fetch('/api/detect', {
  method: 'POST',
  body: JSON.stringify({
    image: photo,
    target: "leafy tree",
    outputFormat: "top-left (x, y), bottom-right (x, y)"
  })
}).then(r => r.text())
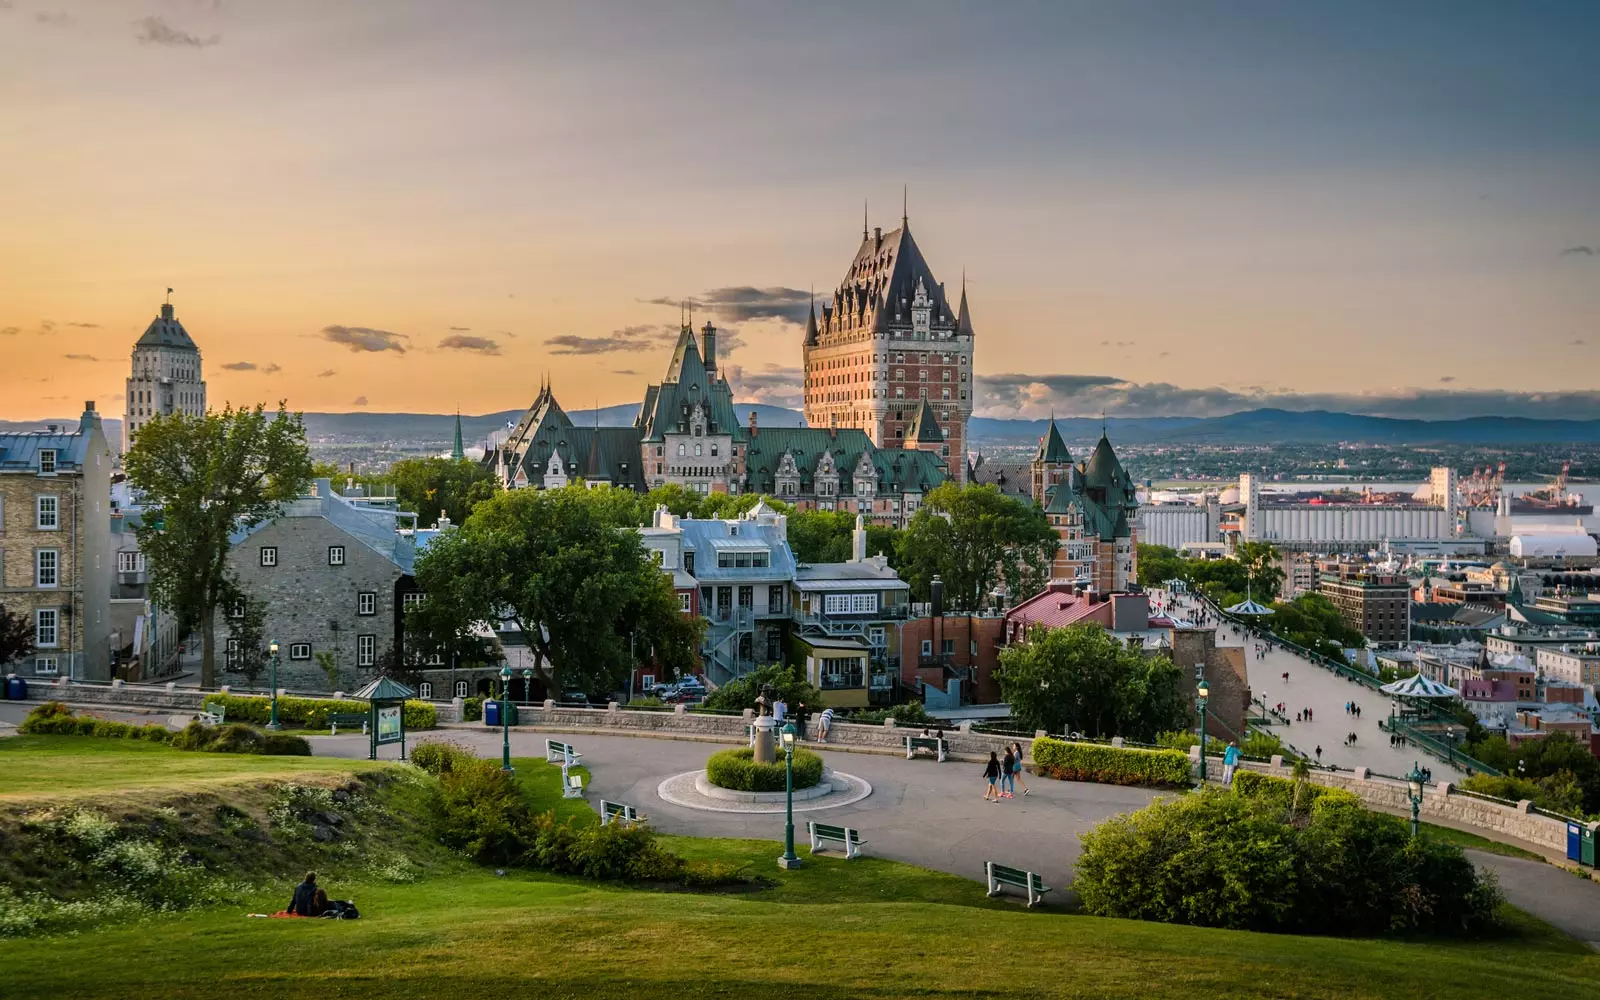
top-left (314, 651), bottom-right (341, 692)
top-left (0, 603), bottom-right (34, 665)
top-left (219, 585), bottom-right (270, 691)
top-left (899, 483), bottom-right (1058, 612)
top-left (1136, 544), bottom-right (1185, 589)
top-left (1236, 541), bottom-right (1285, 601)
top-left (126, 404), bottom-right (313, 688)
top-left (409, 485), bottom-right (703, 697)
top-left (995, 623), bottom-right (1189, 740)
top-left (386, 457), bottom-right (499, 528)
top-left (786, 509), bottom-right (855, 564)
top-left (699, 663), bottom-right (823, 714)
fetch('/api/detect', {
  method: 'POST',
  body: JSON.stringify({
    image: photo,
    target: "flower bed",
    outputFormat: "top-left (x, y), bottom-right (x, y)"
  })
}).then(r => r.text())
top-left (704, 746), bottom-right (824, 792)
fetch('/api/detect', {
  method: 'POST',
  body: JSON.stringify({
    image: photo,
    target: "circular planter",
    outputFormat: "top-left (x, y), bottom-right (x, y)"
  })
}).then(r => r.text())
top-left (696, 768), bottom-right (844, 803)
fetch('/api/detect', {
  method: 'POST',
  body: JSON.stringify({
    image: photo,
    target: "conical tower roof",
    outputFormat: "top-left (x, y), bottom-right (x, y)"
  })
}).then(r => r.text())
top-left (907, 399), bottom-right (944, 444)
top-left (1083, 433), bottom-right (1127, 489)
top-left (136, 302), bottom-right (199, 352)
top-left (957, 275), bottom-right (974, 336)
top-left (451, 410), bottom-right (464, 461)
top-left (1034, 419), bottom-right (1070, 464)
top-left (804, 298), bottom-right (819, 346)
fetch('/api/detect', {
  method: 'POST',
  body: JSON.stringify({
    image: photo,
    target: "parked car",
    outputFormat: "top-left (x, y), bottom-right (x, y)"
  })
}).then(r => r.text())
top-left (675, 676), bottom-right (707, 695)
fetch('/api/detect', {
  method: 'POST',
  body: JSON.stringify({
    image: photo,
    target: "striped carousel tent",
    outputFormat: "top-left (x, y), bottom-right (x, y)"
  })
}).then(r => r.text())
top-left (1225, 598), bottom-right (1274, 616)
top-left (1380, 673), bottom-right (1459, 699)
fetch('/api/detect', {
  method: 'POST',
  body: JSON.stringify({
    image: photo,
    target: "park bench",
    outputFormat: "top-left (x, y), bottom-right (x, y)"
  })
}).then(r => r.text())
top-left (329, 712), bottom-right (368, 735)
top-left (600, 799), bottom-right (644, 826)
top-left (806, 821), bottom-right (866, 859)
top-left (904, 735), bottom-right (947, 762)
top-left (561, 762), bottom-right (585, 799)
top-left (546, 739), bottom-right (583, 765)
top-left (198, 702), bottom-right (225, 726)
top-left (985, 862), bottom-right (1051, 908)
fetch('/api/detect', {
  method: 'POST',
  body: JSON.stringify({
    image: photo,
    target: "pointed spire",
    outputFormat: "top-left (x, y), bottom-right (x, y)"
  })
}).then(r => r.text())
top-left (451, 409), bottom-right (464, 461)
top-left (1035, 417), bottom-right (1070, 464)
top-left (863, 199), bottom-right (868, 241)
top-left (901, 184), bottom-right (908, 228)
top-left (804, 287), bottom-right (819, 346)
top-left (957, 269), bottom-right (974, 336)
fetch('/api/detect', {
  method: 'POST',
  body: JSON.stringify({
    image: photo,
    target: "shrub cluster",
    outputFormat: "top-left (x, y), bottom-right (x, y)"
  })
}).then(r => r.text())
top-left (20, 704), bottom-right (308, 755)
top-left (461, 696), bottom-right (485, 722)
top-left (171, 721), bottom-right (312, 756)
top-left (1030, 736), bottom-right (1191, 787)
top-left (1232, 770), bottom-right (1361, 810)
top-left (432, 759), bottom-right (735, 885)
top-left (1074, 789), bottom-right (1502, 937)
top-left (411, 740), bottom-right (477, 776)
top-left (200, 693), bottom-right (437, 730)
top-left (21, 704), bottom-right (172, 743)
top-left (704, 746), bottom-right (824, 792)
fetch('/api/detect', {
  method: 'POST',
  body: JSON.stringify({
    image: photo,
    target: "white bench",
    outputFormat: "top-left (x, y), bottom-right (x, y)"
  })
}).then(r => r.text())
top-left (546, 739), bottom-right (583, 765)
top-left (807, 821), bottom-right (866, 859)
top-left (561, 761), bottom-right (585, 799)
top-left (905, 736), bottom-right (947, 762)
top-left (199, 703), bottom-right (225, 726)
top-left (600, 799), bottom-right (644, 826)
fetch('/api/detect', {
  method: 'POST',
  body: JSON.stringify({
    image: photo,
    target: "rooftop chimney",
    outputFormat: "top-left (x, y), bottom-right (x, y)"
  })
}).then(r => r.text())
top-left (749, 409), bottom-right (758, 438)
top-left (701, 321), bottom-right (717, 377)
top-left (852, 514), bottom-right (866, 562)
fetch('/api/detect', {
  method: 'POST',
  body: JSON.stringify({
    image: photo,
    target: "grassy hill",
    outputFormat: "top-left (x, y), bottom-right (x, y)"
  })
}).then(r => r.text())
top-left (1, 737), bottom-right (1596, 999)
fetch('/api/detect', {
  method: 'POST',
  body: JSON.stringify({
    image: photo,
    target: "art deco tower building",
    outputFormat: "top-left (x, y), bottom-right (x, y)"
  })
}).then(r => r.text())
top-left (124, 295), bottom-right (206, 452)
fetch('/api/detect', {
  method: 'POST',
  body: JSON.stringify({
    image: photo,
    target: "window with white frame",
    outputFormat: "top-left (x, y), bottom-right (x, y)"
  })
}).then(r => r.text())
top-left (418, 681), bottom-right (433, 699)
top-left (35, 609), bottom-right (58, 647)
top-left (678, 592), bottom-right (693, 613)
top-left (259, 546), bottom-right (277, 567)
top-left (226, 638), bottom-right (239, 665)
top-left (35, 549), bottom-right (58, 588)
top-left (34, 656), bottom-right (59, 676)
top-left (290, 643), bottom-right (311, 660)
top-left (228, 601), bottom-right (245, 619)
top-left (328, 545), bottom-right (345, 566)
top-left (357, 634), bottom-right (376, 666)
top-left (38, 449), bottom-right (56, 474)
top-left (822, 592), bottom-right (879, 615)
top-left (402, 592), bottom-right (424, 611)
top-left (118, 551), bottom-right (146, 573)
top-left (36, 495), bottom-right (58, 529)
top-left (641, 674), bottom-right (655, 692)
top-left (454, 680), bottom-right (469, 698)
top-left (358, 591), bottom-right (377, 616)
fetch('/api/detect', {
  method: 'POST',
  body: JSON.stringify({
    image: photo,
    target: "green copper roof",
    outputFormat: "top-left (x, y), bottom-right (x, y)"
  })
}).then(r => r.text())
top-left (1043, 434), bottom-right (1137, 541)
top-left (352, 676), bottom-right (415, 702)
top-left (906, 399), bottom-right (944, 444)
top-left (743, 427), bottom-right (946, 496)
top-left (1035, 419), bottom-right (1070, 463)
top-left (451, 411), bottom-right (464, 461)
top-left (636, 326), bottom-right (744, 444)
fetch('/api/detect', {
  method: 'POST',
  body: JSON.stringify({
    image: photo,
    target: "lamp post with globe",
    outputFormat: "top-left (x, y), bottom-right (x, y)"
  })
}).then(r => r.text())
top-left (778, 722), bottom-right (801, 870)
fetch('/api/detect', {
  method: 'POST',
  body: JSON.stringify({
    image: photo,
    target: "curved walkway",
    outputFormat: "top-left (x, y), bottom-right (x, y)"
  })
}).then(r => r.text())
top-left (309, 727), bottom-right (1600, 942)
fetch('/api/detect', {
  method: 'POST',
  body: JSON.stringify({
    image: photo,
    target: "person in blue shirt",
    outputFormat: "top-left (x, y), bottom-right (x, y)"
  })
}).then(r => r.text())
top-left (1222, 742), bottom-right (1241, 787)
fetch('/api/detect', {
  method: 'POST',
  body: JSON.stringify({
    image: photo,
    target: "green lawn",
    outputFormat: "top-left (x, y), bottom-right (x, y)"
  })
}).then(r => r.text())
top-left (0, 736), bottom-right (382, 798)
top-left (2, 738), bottom-right (1598, 998)
top-left (1420, 822), bottom-right (1549, 862)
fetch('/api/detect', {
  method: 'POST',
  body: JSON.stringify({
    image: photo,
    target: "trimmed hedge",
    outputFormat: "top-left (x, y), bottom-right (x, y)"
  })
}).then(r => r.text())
top-left (1233, 770), bottom-right (1361, 810)
top-left (1030, 736), bottom-right (1191, 787)
top-left (200, 692), bottom-right (437, 730)
top-left (18, 703), bottom-right (309, 756)
top-left (704, 746), bottom-right (824, 792)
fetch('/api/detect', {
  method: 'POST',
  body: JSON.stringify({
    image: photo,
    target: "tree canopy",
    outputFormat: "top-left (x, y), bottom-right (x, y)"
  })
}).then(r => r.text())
top-left (125, 403), bottom-right (313, 687)
top-left (408, 484), bottom-right (703, 697)
top-left (699, 663), bottom-right (823, 714)
top-left (996, 623), bottom-right (1189, 740)
top-left (0, 603), bottom-right (34, 665)
top-left (898, 483), bottom-right (1058, 612)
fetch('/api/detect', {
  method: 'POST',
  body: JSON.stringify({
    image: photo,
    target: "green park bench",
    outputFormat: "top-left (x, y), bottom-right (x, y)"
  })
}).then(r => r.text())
top-left (198, 702), bottom-right (225, 726)
top-left (599, 799), bottom-right (644, 826)
top-left (985, 862), bottom-right (1051, 907)
top-left (329, 712), bottom-right (368, 735)
top-left (904, 735), bottom-right (947, 762)
top-left (806, 821), bottom-right (866, 859)
top-left (546, 739), bottom-right (583, 765)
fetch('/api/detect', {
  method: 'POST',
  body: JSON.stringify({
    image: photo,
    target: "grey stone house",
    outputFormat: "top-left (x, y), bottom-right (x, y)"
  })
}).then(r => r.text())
top-left (224, 479), bottom-right (432, 692)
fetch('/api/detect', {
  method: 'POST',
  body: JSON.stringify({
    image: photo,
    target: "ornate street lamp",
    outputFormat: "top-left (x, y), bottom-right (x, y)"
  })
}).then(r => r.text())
top-left (1405, 761), bottom-right (1426, 838)
top-left (778, 721), bottom-right (801, 869)
top-left (266, 641), bottom-right (281, 731)
top-left (1196, 679), bottom-right (1210, 782)
top-left (500, 664), bottom-right (513, 772)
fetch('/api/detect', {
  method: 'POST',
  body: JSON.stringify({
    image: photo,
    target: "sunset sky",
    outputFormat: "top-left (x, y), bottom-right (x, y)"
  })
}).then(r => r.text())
top-left (2, 1), bottom-right (1598, 422)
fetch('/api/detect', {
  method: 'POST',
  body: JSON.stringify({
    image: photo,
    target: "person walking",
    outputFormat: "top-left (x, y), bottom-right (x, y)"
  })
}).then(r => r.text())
top-left (1000, 747), bottom-right (1016, 798)
top-left (793, 702), bottom-right (808, 741)
top-left (1222, 741), bottom-right (1240, 787)
top-left (983, 751), bottom-right (1003, 802)
top-left (1010, 742), bottom-right (1031, 795)
top-left (817, 707), bottom-right (834, 743)
top-left (1315, 745), bottom-right (1323, 762)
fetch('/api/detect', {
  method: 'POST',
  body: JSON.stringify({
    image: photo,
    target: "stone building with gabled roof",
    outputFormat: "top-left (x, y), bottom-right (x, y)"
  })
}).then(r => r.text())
top-left (637, 322), bottom-right (746, 495)
top-left (741, 423), bottom-right (946, 526)
top-left (802, 208), bottom-right (974, 481)
top-left (490, 381), bottom-right (648, 492)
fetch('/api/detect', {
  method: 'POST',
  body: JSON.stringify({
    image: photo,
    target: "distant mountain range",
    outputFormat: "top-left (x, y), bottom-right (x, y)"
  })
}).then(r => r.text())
top-left (9, 405), bottom-right (1600, 450)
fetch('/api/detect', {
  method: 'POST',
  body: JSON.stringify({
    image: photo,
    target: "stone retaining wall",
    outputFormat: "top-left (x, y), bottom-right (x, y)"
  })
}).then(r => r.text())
top-left (9, 678), bottom-right (464, 722)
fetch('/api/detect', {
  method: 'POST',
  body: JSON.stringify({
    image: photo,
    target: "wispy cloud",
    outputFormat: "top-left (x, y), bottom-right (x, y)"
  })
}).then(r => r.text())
top-left (448, 325), bottom-right (471, 332)
top-left (644, 286), bottom-right (811, 326)
top-left (264, 363), bottom-right (282, 374)
top-left (352, 396), bottom-right (368, 407)
top-left (438, 334), bottom-right (501, 355)
top-left (63, 353), bottom-right (99, 362)
top-left (725, 363), bottom-right (804, 409)
top-left (612, 369), bottom-right (638, 376)
top-left (221, 361), bottom-right (258, 371)
top-left (66, 321), bottom-right (99, 329)
top-left (320, 325), bottom-right (408, 354)
top-left (0, 327), bottom-right (18, 336)
top-left (39, 320), bottom-right (55, 334)
top-left (544, 323), bottom-right (676, 356)
top-left (317, 369), bottom-right (337, 378)
top-left (133, 16), bottom-right (219, 48)
top-left (34, 11), bottom-right (73, 28)
top-left (1438, 376), bottom-right (1456, 383)
top-left (1559, 245), bottom-right (1595, 256)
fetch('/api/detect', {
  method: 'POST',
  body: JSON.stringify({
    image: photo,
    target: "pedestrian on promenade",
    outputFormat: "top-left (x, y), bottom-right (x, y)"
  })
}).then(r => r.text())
top-left (773, 697), bottom-right (786, 723)
top-left (1223, 741), bottom-right (1241, 787)
top-left (817, 707), bottom-right (834, 742)
top-left (1315, 745), bottom-right (1323, 762)
top-left (983, 752), bottom-right (1003, 802)
top-left (1283, 671), bottom-right (1290, 684)
top-left (1010, 742), bottom-right (1031, 795)
top-left (794, 702), bottom-right (808, 741)
top-left (1000, 747), bottom-right (1016, 798)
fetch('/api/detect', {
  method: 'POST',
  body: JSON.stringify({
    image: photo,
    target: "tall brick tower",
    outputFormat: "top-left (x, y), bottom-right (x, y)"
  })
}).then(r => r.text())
top-left (802, 205), bottom-right (974, 482)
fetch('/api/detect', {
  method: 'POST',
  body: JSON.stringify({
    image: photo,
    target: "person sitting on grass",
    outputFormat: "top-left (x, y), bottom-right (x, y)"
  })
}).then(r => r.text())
top-left (288, 871), bottom-right (322, 916)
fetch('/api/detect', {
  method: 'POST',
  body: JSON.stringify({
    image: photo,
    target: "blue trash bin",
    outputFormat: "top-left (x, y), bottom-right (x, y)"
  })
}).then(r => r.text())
top-left (484, 698), bottom-right (500, 727)
top-left (1567, 822), bottom-right (1584, 863)
top-left (6, 675), bottom-right (25, 701)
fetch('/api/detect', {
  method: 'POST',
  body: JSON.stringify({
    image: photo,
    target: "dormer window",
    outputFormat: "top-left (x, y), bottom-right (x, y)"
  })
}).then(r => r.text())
top-left (38, 450), bottom-right (56, 474)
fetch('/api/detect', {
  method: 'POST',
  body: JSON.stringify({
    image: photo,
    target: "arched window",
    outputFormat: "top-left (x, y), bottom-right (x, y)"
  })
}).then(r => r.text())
top-left (678, 443), bottom-right (686, 456)
top-left (454, 680), bottom-right (469, 698)
top-left (418, 681), bottom-right (433, 700)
